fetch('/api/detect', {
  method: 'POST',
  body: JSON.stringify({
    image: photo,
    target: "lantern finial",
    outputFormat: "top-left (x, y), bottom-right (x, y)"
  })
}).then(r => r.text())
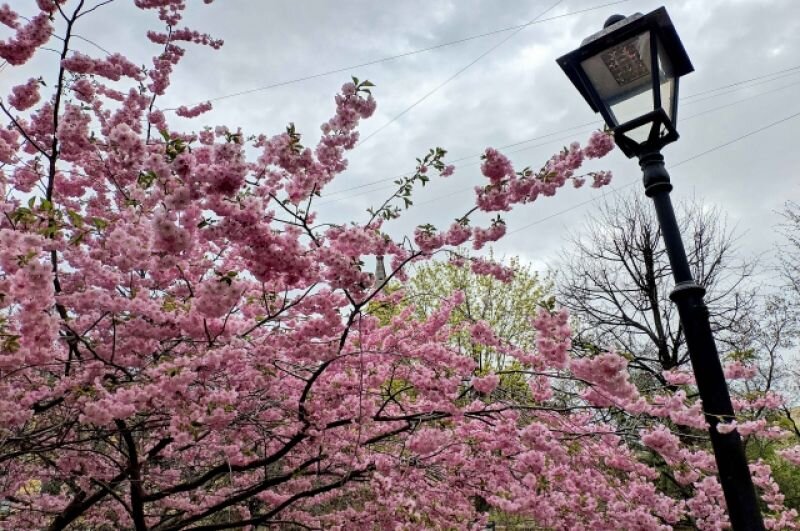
top-left (603, 14), bottom-right (626, 28)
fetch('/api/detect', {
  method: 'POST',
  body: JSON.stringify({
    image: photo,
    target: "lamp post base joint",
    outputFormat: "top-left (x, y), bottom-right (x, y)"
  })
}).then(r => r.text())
top-left (669, 280), bottom-right (706, 301)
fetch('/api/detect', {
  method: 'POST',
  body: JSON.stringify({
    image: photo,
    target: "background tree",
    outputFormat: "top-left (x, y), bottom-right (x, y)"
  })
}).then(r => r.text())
top-left (557, 190), bottom-right (756, 384)
top-left (407, 252), bottom-right (552, 368)
top-left (778, 201), bottom-right (800, 303)
top-left (556, 190), bottom-right (800, 515)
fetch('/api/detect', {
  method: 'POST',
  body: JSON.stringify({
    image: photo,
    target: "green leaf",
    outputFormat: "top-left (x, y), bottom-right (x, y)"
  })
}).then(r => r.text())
top-left (91, 218), bottom-right (108, 230)
top-left (11, 207), bottom-right (33, 224)
top-left (137, 170), bottom-right (157, 189)
top-left (70, 232), bottom-right (85, 246)
top-left (2, 334), bottom-right (20, 353)
top-left (67, 210), bottom-right (83, 228)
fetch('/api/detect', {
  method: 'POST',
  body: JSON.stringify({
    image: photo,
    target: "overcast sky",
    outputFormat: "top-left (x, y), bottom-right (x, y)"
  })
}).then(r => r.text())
top-left (4, 0), bottom-right (800, 282)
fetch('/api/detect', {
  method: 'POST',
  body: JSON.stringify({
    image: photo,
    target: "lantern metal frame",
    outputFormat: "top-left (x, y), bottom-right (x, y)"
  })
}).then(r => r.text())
top-left (556, 7), bottom-right (694, 157)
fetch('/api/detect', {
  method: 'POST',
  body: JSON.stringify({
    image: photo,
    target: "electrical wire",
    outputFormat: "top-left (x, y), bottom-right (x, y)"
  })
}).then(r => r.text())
top-left (163, 0), bottom-right (630, 111)
top-left (317, 122), bottom-right (598, 203)
top-left (503, 108), bottom-right (800, 237)
top-left (412, 79), bottom-right (800, 213)
top-left (356, 0), bottom-right (566, 147)
top-left (681, 68), bottom-right (800, 107)
top-left (681, 64), bottom-right (800, 99)
top-left (319, 127), bottom-right (600, 207)
top-left (318, 71), bottom-right (800, 203)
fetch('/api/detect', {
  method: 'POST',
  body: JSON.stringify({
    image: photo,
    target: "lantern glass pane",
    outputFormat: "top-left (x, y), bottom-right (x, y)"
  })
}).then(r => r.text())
top-left (626, 123), bottom-right (653, 144)
top-left (580, 31), bottom-right (654, 126)
top-left (656, 36), bottom-right (676, 123)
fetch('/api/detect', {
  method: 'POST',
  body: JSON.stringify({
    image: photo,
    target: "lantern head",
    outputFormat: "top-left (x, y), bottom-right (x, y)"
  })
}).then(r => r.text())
top-left (557, 7), bottom-right (694, 157)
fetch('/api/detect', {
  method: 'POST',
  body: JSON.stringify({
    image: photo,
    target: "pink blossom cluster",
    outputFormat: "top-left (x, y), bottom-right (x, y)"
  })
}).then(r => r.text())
top-left (175, 101), bottom-right (213, 118)
top-left (472, 220), bottom-right (506, 250)
top-left (444, 221), bottom-right (472, 246)
top-left (472, 373), bottom-right (500, 394)
top-left (62, 52), bottom-right (144, 81)
top-left (717, 419), bottom-right (768, 436)
top-left (0, 3), bottom-right (19, 29)
top-left (724, 360), bottom-right (758, 380)
top-left (480, 147), bottom-right (514, 185)
top-left (474, 133), bottom-right (614, 212)
top-left (8, 78), bottom-right (41, 110)
top-left (151, 211), bottom-right (191, 253)
top-left (686, 476), bottom-right (728, 530)
top-left (470, 256), bottom-right (515, 282)
top-left (779, 446), bottom-right (800, 466)
top-left (2, 1), bottom-right (791, 529)
top-left (591, 170), bottom-right (613, 188)
top-left (0, 11), bottom-right (51, 65)
top-left (750, 461), bottom-right (800, 529)
top-left (70, 77), bottom-right (95, 102)
top-left (532, 308), bottom-right (571, 369)
top-left (571, 351), bottom-right (639, 406)
top-left (147, 27), bottom-right (223, 49)
top-left (36, 0), bottom-right (64, 12)
top-left (470, 320), bottom-right (502, 348)
top-left (646, 390), bottom-right (706, 430)
top-left (583, 130), bottom-right (615, 158)
top-left (662, 368), bottom-right (695, 386)
top-left (413, 226), bottom-right (444, 253)
top-left (148, 43), bottom-right (183, 95)
top-left (732, 391), bottom-right (784, 412)
top-left (641, 425), bottom-right (683, 463)
top-left (194, 277), bottom-right (241, 318)
top-left (0, 128), bottom-right (19, 163)
top-left (135, 0), bottom-right (197, 25)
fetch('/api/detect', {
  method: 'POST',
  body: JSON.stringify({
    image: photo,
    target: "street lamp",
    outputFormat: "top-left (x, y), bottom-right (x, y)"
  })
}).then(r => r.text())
top-left (556, 7), bottom-right (692, 158)
top-left (557, 7), bottom-right (765, 531)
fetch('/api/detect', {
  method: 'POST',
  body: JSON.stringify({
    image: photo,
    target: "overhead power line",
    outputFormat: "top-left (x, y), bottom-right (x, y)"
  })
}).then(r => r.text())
top-left (356, 0), bottom-right (566, 146)
top-left (164, 0), bottom-right (630, 111)
top-left (320, 121), bottom-right (598, 201)
top-left (318, 70), bottom-right (800, 203)
top-left (681, 64), bottom-right (800, 99)
top-left (320, 126), bottom-right (600, 207)
top-left (410, 79), bottom-right (800, 213)
top-left (504, 108), bottom-right (800, 237)
top-left (681, 68), bottom-right (800, 107)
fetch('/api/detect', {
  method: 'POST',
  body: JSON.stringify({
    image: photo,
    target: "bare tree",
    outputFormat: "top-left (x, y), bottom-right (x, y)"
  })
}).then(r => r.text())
top-left (779, 201), bottom-right (800, 302)
top-left (556, 191), bottom-right (756, 384)
top-left (774, 201), bottom-right (800, 423)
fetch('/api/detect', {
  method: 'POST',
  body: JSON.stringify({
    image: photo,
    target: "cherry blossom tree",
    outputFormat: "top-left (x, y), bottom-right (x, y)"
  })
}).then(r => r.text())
top-left (1, 1), bottom-right (797, 530)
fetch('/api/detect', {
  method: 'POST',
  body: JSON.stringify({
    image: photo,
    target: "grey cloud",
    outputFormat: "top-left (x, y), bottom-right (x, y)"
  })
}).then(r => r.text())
top-left (3, 0), bottom-right (799, 280)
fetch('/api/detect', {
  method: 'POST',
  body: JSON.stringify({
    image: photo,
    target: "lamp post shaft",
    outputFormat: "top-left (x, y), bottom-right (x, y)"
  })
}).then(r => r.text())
top-left (639, 151), bottom-right (765, 530)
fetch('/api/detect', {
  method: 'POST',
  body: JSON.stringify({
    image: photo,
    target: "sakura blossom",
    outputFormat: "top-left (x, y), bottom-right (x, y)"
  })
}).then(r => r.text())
top-left (0, 1), bottom-right (796, 530)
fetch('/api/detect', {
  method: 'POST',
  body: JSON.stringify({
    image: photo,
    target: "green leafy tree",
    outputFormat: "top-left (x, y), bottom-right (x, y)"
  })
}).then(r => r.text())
top-left (404, 252), bottom-right (553, 399)
top-left (409, 253), bottom-right (551, 362)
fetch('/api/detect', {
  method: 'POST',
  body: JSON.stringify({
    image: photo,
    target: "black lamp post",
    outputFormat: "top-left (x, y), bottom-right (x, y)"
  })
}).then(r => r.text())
top-left (556, 7), bottom-right (765, 530)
